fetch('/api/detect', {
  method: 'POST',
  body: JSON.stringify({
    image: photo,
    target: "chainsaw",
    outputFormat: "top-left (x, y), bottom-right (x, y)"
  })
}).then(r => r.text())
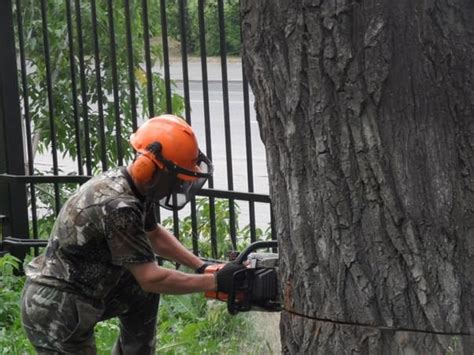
top-left (204, 241), bottom-right (281, 315)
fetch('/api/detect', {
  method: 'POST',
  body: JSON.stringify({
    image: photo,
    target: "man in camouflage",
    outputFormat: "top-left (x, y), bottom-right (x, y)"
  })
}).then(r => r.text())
top-left (21, 115), bottom-right (246, 354)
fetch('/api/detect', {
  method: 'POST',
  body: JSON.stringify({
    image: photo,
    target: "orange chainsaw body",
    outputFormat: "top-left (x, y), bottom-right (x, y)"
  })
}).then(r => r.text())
top-left (202, 241), bottom-right (280, 314)
top-left (204, 263), bottom-right (245, 302)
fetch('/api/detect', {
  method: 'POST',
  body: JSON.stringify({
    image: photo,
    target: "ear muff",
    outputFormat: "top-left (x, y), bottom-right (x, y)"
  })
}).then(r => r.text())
top-left (131, 154), bottom-right (156, 184)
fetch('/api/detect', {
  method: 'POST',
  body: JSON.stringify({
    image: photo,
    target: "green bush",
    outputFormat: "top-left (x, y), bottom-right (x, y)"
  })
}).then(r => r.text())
top-left (157, 293), bottom-right (266, 354)
top-left (0, 255), bottom-right (35, 354)
top-left (162, 197), bottom-right (272, 260)
top-left (15, 0), bottom-right (184, 172)
top-left (0, 255), bottom-right (269, 354)
top-left (15, 0), bottom-right (185, 230)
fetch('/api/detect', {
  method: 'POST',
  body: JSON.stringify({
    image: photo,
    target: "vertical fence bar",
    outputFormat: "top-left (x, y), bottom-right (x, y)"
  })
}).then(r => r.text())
top-left (170, 0), bottom-right (189, 240)
top-left (159, 0), bottom-right (172, 113)
top-left (217, 0), bottom-right (237, 250)
top-left (242, 70), bottom-right (256, 242)
top-left (177, 0), bottom-right (199, 250)
top-left (65, 0), bottom-right (83, 175)
top-left (106, 0), bottom-right (124, 166)
top-left (124, 0), bottom-right (138, 131)
top-left (270, 206), bottom-right (276, 253)
top-left (142, 0), bottom-right (154, 118)
top-left (191, 202), bottom-right (199, 256)
top-left (198, 0), bottom-right (217, 258)
top-left (189, 198), bottom-right (198, 255)
top-left (0, 0), bottom-right (29, 258)
top-left (142, 0), bottom-right (162, 223)
top-left (239, 12), bottom-right (256, 242)
top-left (40, 0), bottom-right (61, 214)
top-left (91, 0), bottom-right (107, 171)
top-left (153, 0), bottom-right (172, 225)
top-left (75, 0), bottom-right (92, 175)
top-left (16, 0), bottom-right (39, 250)
top-left (178, 0), bottom-right (191, 122)
top-left (141, 0), bottom-right (162, 223)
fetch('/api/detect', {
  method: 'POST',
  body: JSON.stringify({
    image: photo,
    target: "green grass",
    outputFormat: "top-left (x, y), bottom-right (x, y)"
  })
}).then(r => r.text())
top-left (0, 254), bottom-right (271, 355)
top-left (92, 294), bottom-right (269, 355)
top-left (0, 254), bottom-right (35, 354)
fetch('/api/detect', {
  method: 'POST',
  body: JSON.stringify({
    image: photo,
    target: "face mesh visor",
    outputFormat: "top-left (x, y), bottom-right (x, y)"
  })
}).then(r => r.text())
top-left (158, 153), bottom-right (212, 210)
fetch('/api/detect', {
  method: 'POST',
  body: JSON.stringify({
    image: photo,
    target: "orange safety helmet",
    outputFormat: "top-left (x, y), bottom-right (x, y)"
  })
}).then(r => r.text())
top-left (130, 115), bottom-right (209, 184)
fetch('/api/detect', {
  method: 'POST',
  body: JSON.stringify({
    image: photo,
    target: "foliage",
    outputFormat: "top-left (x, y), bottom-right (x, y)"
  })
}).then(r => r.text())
top-left (0, 254), bottom-right (24, 326)
top-left (3, 3), bottom-right (270, 353)
top-left (94, 318), bottom-right (120, 354)
top-left (0, 255), bottom-right (35, 354)
top-left (162, 197), bottom-right (272, 260)
top-left (15, 0), bottom-right (184, 173)
top-left (0, 255), bottom-right (270, 354)
top-left (167, 0), bottom-right (241, 56)
top-left (157, 293), bottom-right (267, 354)
top-left (30, 168), bottom-right (79, 235)
top-left (93, 292), bottom-right (270, 355)
top-left (15, 0), bottom-right (185, 236)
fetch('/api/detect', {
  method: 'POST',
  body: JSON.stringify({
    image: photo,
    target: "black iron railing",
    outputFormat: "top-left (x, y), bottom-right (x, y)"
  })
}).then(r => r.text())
top-left (0, 0), bottom-right (273, 262)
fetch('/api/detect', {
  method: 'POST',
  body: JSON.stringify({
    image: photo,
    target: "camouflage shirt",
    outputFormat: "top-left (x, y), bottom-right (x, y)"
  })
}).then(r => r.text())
top-left (25, 167), bottom-right (157, 299)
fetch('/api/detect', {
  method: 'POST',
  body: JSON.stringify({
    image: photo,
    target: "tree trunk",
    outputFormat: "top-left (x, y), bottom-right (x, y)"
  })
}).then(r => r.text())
top-left (241, 0), bottom-right (474, 353)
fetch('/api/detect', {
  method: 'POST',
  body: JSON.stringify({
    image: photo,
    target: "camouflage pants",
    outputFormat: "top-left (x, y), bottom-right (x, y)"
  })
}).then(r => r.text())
top-left (21, 273), bottom-right (160, 355)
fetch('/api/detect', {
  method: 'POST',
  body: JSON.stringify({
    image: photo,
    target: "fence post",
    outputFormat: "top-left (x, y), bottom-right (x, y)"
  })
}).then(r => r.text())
top-left (0, 0), bottom-right (30, 259)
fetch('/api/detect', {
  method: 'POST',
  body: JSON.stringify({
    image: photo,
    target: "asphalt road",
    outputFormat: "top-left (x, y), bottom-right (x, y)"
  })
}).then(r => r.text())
top-left (173, 80), bottom-right (268, 195)
top-left (164, 59), bottom-right (272, 229)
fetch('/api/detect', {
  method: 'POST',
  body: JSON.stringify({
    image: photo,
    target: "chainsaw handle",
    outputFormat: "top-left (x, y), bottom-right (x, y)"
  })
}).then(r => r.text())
top-left (227, 268), bottom-right (253, 315)
top-left (234, 240), bottom-right (278, 265)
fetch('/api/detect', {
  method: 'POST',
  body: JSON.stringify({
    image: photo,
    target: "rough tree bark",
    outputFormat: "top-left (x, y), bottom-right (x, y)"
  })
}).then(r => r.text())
top-left (241, 0), bottom-right (474, 353)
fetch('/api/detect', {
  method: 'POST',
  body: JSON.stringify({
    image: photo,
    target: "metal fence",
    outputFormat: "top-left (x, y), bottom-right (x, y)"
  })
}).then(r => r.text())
top-left (0, 0), bottom-right (274, 261)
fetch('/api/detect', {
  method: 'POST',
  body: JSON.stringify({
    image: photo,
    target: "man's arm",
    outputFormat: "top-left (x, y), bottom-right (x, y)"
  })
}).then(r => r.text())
top-left (147, 224), bottom-right (205, 271)
top-left (126, 261), bottom-right (216, 294)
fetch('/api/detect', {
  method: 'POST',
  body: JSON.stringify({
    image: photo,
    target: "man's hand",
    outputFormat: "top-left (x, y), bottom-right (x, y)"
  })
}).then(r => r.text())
top-left (215, 263), bottom-right (247, 294)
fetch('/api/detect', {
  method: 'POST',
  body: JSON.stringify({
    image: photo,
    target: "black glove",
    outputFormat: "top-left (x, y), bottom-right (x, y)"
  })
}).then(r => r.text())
top-left (216, 263), bottom-right (247, 294)
top-left (195, 262), bottom-right (211, 274)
